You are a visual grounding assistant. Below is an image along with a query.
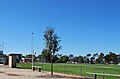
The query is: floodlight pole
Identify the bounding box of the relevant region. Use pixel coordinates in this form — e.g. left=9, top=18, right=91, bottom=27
left=31, top=33, right=34, bottom=69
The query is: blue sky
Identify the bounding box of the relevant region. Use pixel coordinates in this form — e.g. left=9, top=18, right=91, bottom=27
left=0, top=0, right=120, bottom=56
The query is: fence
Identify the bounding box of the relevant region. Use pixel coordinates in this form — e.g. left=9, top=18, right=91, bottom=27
left=17, top=63, right=120, bottom=79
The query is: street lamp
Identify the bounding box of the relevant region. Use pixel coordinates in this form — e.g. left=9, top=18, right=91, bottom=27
left=31, top=33, right=34, bottom=69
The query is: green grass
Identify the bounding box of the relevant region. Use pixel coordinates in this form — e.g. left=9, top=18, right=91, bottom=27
left=17, top=63, right=120, bottom=79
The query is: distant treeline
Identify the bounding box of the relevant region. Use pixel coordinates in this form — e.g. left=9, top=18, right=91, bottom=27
left=24, top=51, right=120, bottom=64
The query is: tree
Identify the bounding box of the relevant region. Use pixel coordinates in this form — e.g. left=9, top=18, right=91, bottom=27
left=93, top=53, right=98, bottom=63
left=83, top=56, right=86, bottom=64
left=90, top=57, right=95, bottom=64
left=77, top=55, right=84, bottom=63
left=86, top=53, right=91, bottom=63
left=21, top=55, right=25, bottom=58
left=104, top=52, right=117, bottom=64
left=117, top=54, right=120, bottom=63
left=93, top=53, right=98, bottom=59
left=61, top=55, right=69, bottom=63
left=53, top=54, right=59, bottom=63
left=41, top=49, right=51, bottom=63
left=98, top=52, right=104, bottom=64
left=72, top=56, right=78, bottom=62
left=69, top=54, right=74, bottom=62
left=36, top=54, right=42, bottom=62
left=43, top=27, right=61, bottom=75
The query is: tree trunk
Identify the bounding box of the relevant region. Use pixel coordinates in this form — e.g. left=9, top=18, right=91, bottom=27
left=50, top=51, right=53, bottom=75
left=51, top=60, right=53, bottom=75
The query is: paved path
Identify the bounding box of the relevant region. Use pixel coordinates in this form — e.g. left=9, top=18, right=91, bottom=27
left=0, top=64, right=91, bottom=79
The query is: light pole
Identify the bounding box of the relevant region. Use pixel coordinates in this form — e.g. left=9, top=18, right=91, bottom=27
left=2, top=42, right=4, bottom=51
left=1, top=42, right=4, bottom=63
left=31, top=33, right=34, bottom=69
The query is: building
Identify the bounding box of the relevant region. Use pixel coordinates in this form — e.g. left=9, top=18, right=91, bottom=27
left=0, top=53, right=8, bottom=64
left=117, top=54, right=120, bottom=64
left=9, top=54, right=22, bottom=63
left=21, top=58, right=32, bottom=63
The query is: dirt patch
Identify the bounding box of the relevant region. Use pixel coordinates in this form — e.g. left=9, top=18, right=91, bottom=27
left=7, top=73, right=21, bottom=76
left=36, top=75, right=92, bottom=79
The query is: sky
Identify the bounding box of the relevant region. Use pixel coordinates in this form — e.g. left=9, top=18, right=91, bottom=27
left=0, top=0, right=120, bottom=56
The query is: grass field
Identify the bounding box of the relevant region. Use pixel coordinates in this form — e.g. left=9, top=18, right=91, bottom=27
left=17, top=63, right=120, bottom=79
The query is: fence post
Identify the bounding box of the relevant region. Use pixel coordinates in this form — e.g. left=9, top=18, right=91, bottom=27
left=102, top=68, right=104, bottom=79
left=64, top=64, right=65, bottom=74
left=80, top=66, right=82, bottom=76
left=93, top=74, right=97, bottom=79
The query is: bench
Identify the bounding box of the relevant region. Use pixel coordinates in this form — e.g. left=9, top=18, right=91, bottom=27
left=32, top=66, right=42, bottom=72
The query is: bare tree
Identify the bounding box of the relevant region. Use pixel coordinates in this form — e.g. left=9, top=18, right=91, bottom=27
left=43, top=27, right=61, bottom=75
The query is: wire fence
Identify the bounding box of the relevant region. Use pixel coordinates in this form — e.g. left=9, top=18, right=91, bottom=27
left=17, top=63, right=120, bottom=79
